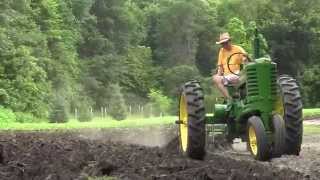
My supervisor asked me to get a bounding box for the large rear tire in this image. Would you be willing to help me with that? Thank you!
[247,116,270,161]
[178,81,206,160]
[276,75,303,155]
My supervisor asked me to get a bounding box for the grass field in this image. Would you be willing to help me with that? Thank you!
[304,125,320,135]
[303,108,320,119]
[303,108,320,134]
[0,116,175,131]
[0,108,319,132]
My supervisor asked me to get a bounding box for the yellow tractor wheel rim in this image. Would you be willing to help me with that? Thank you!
[179,94,188,152]
[249,126,258,156]
[275,96,285,117]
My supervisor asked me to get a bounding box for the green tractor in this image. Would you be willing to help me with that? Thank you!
[177,33,303,161]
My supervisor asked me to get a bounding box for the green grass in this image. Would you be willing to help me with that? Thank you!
[1,108,320,131]
[0,116,175,131]
[303,108,320,119]
[303,108,320,135]
[304,124,320,135]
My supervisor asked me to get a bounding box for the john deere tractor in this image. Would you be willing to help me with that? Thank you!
[177,33,303,161]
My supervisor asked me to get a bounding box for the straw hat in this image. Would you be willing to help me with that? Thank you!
[216,32,231,44]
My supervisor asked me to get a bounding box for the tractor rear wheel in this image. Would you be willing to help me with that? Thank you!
[247,116,270,161]
[271,114,286,158]
[178,81,206,160]
[276,75,303,155]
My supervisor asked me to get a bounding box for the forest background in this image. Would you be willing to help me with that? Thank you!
[0,0,319,122]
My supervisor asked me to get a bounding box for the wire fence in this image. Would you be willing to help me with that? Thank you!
[73,105,165,120]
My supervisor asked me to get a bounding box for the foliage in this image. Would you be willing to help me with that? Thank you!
[0,107,16,124]
[0,89,9,106]
[148,89,172,116]
[77,100,93,122]
[301,66,320,107]
[15,112,45,123]
[146,0,218,73]
[122,46,155,97]
[49,95,69,123]
[108,84,127,120]
[0,2,51,117]
[0,0,320,119]
[69,86,94,122]
[226,18,268,57]
[226,18,248,51]
[200,77,221,112]
[163,65,201,97]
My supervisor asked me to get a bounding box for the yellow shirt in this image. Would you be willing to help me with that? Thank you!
[217,45,246,75]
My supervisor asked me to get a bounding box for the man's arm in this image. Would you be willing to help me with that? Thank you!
[238,46,248,63]
[216,49,223,75]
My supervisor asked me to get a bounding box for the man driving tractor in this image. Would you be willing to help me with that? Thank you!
[178,31,303,161]
[212,32,247,99]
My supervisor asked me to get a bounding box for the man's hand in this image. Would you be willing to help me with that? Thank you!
[242,53,249,64]
[217,65,224,76]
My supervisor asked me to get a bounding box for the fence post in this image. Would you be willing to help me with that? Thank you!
[90,107,93,118]
[141,106,144,116]
[75,108,78,120]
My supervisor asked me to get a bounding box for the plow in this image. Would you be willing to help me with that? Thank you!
[176,32,303,161]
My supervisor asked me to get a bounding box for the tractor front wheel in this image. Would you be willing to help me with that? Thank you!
[247,116,270,161]
[178,81,206,160]
[272,114,286,158]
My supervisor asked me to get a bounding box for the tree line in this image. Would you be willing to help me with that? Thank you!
[0,0,319,121]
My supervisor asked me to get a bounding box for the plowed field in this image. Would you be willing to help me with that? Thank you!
[0,125,317,180]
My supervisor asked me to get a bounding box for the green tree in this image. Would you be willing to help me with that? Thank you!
[49,94,68,123]
[0,0,319,115]
[108,84,127,120]
[0,2,51,117]
[163,65,201,97]
[226,18,268,56]
[77,101,93,122]
[149,0,201,67]
[301,65,320,107]
[148,89,172,116]
[122,46,155,97]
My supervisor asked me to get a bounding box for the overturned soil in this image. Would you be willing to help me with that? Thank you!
[0,125,316,180]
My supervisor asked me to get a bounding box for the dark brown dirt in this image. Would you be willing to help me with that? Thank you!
[0,126,309,180]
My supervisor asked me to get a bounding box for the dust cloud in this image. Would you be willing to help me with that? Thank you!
[77,126,177,148]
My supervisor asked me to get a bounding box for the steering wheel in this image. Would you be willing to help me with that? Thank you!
[227,52,251,76]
